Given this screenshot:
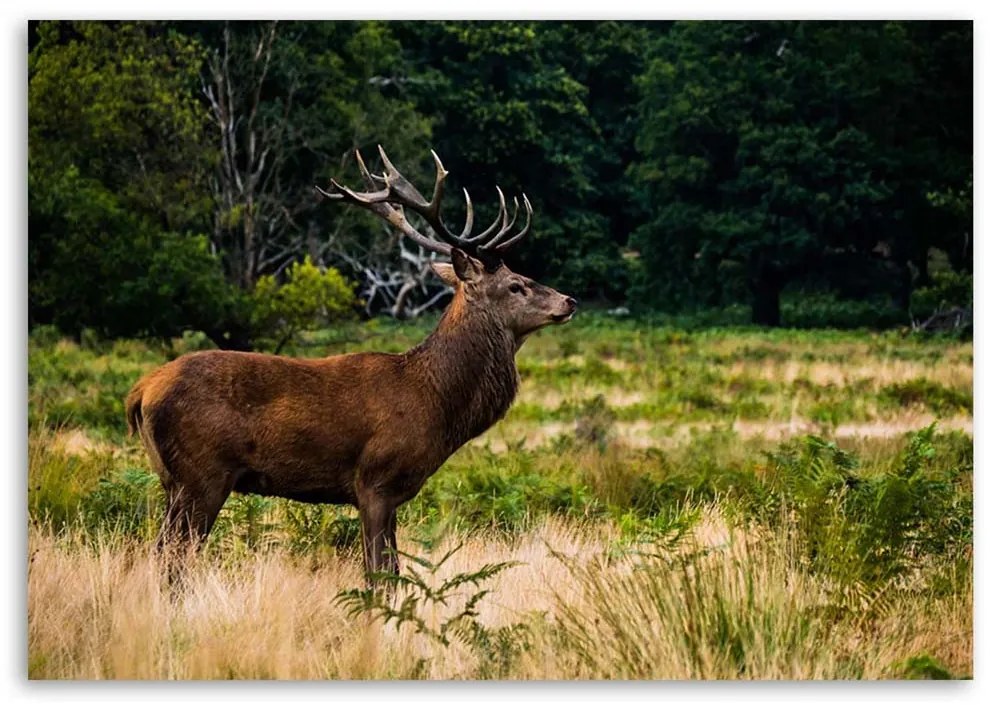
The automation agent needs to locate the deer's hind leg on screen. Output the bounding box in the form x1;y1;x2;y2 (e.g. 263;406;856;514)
157;480;232;550
155;460;237;586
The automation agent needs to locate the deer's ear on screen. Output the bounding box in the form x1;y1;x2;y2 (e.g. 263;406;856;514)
430;261;459;287
450;247;484;283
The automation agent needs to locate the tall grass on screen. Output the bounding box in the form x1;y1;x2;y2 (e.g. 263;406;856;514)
26;320;973;679
554;520;839;679
552;511;971;679
28;508;971;680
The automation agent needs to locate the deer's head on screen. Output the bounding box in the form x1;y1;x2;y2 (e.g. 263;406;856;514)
318;147;577;339
431;249;576;338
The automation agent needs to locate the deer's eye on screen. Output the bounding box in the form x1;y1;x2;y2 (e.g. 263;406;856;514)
509;283;525;295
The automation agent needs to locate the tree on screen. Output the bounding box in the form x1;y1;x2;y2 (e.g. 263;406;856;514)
393;21;626;299
543;21;668;298
629;21;972;325
30;20;434;345
187;20;434;337
29;21;236;340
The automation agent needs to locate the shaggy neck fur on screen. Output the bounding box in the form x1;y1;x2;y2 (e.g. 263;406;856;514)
407;288;520;450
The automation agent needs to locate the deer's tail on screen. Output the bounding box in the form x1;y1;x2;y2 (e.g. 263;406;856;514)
125;379;146;436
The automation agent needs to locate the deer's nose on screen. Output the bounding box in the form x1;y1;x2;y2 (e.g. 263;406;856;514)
565;296;578;309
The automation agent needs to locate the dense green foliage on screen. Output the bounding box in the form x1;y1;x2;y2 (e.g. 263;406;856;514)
29;20;971;341
629;21;972;325
28;22;236;341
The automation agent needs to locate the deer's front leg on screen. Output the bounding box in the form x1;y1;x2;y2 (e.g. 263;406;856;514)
384;508;399;576
357;490;396;584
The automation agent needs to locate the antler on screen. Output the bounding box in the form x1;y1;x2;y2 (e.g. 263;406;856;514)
316;146;532;268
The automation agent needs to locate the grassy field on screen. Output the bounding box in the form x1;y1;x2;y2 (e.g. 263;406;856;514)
27;315;973;679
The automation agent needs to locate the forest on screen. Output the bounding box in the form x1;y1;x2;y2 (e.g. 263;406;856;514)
29;20;972;347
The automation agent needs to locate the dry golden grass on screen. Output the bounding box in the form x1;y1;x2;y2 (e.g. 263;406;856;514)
551;518;972;680
51;429;109;456
28;518;611;680
28;509;971;680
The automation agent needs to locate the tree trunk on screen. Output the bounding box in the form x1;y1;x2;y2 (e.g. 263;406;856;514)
204;324;254;352
750;279;782;327
748;252;784;327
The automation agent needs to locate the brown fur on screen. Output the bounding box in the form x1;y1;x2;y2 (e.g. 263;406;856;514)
127;251;576;578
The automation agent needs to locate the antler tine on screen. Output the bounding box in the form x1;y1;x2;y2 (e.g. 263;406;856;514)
377;145;465;244
481;191;520;250
428;149;448;211
489;193;533;254
314;184;341;200
375;146;440;211
327;177;391;204
315;148;452;257
318;147;533;263
458;186;507;245
315;149;389;203
458;188;474;239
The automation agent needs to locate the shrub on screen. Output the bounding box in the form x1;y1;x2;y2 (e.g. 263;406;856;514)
910;270;972;323
251;256;357;353
781;292;906;330
335;543;528;679
898;654;953;680
80;467;160;540
281;503;361;554
761;425;972;588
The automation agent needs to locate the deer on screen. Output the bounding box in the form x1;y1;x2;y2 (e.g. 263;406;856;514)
125;146;577;580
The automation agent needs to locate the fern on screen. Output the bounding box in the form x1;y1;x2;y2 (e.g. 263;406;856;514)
334;543;528;677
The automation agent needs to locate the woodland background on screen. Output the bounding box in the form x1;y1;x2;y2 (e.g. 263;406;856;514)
28;20;972;349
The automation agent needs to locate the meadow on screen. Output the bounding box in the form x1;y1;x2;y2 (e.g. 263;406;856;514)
27;314;973;680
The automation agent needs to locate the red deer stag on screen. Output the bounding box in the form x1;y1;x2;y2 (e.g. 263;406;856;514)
126;147;577;579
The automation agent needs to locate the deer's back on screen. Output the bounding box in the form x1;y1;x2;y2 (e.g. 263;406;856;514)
132;349;445;504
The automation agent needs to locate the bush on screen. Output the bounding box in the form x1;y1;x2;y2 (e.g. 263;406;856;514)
80;467;160;540
781;292;907;330
898;654;954;680
335;543;528;679
910;271;972;323
30;165;236;341
251;256;357;353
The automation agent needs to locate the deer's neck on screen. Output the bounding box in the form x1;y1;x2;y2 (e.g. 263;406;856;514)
409;297;519;449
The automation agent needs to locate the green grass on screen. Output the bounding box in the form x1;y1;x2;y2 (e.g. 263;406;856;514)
26;315;973;679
